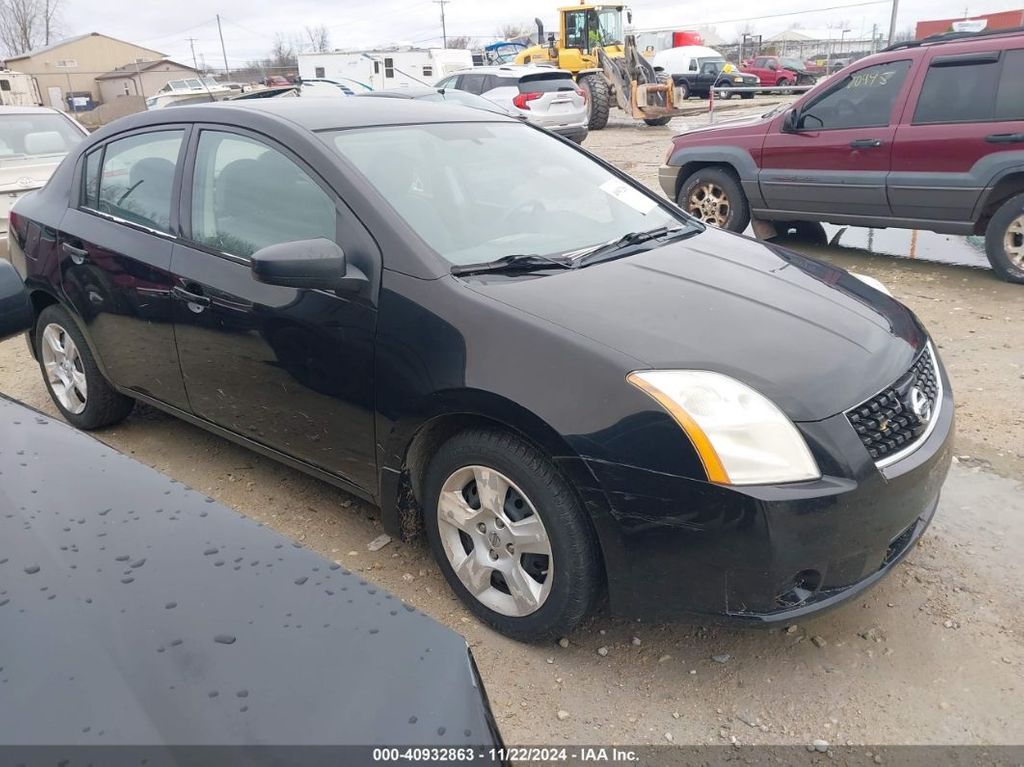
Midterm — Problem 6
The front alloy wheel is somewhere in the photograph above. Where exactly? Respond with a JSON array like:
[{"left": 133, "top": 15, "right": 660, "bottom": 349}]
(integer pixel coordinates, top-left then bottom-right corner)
[
  {"left": 40, "top": 323, "right": 88, "bottom": 415},
  {"left": 687, "top": 181, "right": 732, "bottom": 228},
  {"left": 437, "top": 465, "right": 552, "bottom": 616},
  {"left": 424, "top": 428, "right": 602, "bottom": 642}
]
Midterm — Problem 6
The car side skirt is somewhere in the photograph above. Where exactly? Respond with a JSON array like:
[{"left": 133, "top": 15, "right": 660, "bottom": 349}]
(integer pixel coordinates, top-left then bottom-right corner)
[
  {"left": 749, "top": 208, "right": 976, "bottom": 235},
  {"left": 123, "top": 388, "right": 378, "bottom": 507}
]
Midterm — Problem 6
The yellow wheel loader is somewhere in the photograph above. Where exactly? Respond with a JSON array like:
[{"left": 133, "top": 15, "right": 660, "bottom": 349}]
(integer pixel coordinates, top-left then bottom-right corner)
[{"left": 514, "top": 3, "right": 682, "bottom": 129}]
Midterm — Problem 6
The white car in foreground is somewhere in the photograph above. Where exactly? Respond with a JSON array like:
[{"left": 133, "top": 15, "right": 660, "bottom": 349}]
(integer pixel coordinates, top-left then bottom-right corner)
[{"left": 1, "top": 106, "right": 89, "bottom": 255}]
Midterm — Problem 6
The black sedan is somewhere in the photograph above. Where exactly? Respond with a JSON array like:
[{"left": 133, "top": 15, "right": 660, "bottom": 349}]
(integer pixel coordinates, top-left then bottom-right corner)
[{"left": 6, "top": 98, "right": 953, "bottom": 641}]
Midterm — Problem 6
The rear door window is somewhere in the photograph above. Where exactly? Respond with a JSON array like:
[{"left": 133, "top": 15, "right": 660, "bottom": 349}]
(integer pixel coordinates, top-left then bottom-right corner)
[
  {"left": 799, "top": 60, "right": 911, "bottom": 130},
  {"left": 994, "top": 48, "right": 1024, "bottom": 121},
  {"left": 913, "top": 53, "right": 1001, "bottom": 124},
  {"left": 458, "top": 73, "right": 488, "bottom": 95},
  {"left": 92, "top": 129, "right": 184, "bottom": 234}
]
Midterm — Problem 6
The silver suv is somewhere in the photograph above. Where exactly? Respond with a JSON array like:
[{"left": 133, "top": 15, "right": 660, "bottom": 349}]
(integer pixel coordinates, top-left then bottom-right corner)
[{"left": 436, "top": 65, "right": 588, "bottom": 143}]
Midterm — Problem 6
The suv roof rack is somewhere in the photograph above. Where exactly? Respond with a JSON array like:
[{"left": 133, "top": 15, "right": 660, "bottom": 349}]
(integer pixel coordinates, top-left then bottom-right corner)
[{"left": 881, "top": 25, "right": 1024, "bottom": 52}]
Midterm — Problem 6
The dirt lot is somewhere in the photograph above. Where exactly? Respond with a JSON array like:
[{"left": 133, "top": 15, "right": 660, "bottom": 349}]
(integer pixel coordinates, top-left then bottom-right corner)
[{"left": 1, "top": 108, "right": 1022, "bottom": 750}]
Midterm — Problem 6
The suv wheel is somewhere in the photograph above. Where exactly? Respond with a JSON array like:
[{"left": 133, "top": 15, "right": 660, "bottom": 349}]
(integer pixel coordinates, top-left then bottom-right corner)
[
  {"left": 423, "top": 429, "right": 602, "bottom": 642},
  {"left": 34, "top": 304, "right": 134, "bottom": 429},
  {"left": 677, "top": 167, "right": 751, "bottom": 232},
  {"left": 985, "top": 193, "right": 1024, "bottom": 283}
]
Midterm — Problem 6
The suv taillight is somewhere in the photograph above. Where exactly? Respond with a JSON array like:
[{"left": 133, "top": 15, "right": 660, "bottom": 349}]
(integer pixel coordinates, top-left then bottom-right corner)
[{"left": 513, "top": 92, "right": 542, "bottom": 110}]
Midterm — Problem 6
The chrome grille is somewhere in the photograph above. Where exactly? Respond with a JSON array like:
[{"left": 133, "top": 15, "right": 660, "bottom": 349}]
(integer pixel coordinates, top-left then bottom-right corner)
[{"left": 845, "top": 344, "right": 941, "bottom": 466}]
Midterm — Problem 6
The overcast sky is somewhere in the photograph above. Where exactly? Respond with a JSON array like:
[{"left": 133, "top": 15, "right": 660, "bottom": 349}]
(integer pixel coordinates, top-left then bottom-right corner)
[{"left": 62, "top": 0, "right": 1022, "bottom": 69}]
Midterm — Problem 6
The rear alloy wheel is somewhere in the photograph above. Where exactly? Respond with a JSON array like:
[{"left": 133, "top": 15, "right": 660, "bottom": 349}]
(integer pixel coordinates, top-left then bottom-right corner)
[
  {"left": 424, "top": 429, "right": 602, "bottom": 642},
  {"left": 678, "top": 166, "right": 751, "bottom": 232},
  {"left": 985, "top": 192, "right": 1024, "bottom": 283},
  {"left": 777, "top": 78, "right": 794, "bottom": 95},
  {"left": 34, "top": 304, "right": 134, "bottom": 429}
]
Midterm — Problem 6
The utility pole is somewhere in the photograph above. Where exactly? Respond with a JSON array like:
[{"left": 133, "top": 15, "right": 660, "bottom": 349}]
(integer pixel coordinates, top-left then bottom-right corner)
[
  {"left": 887, "top": 0, "right": 899, "bottom": 45},
  {"left": 216, "top": 14, "right": 230, "bottom": 75},
  {"left": 434, "top": 0, "right": 450, "bottom": 47},
  {"left": 187, "top": 37, "right": 199, "bottom": 70}
]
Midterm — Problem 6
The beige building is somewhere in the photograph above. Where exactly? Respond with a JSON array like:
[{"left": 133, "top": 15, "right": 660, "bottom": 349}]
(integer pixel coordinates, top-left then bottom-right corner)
[
  {"left": 96, "top": 59, "right": 200, "bottom": 104},
  {"left": 4, "top": 32, "right": 166, "bottom": 109}
]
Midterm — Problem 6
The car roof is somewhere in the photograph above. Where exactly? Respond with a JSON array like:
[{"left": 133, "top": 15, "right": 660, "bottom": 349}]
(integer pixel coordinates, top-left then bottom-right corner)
[
  {"left": 881, "top": 26, "right": 1024, "bottom": 53},
  {"left": 358, "top": 87, "right": 439, "bottom": 99},
  {"left": 448, "top": 64, "right": 573, "bottom": 78},
  {"left": 103, "top": 96, "right": 515, "bottom": 133}
]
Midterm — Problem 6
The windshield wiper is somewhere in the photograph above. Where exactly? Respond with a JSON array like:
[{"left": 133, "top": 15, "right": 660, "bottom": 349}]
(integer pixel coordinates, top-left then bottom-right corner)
[
  {"left": 450, "top": 253, "right": 574, "bottom": 277},
  {"left": 572, "top": 225, "right": 695, "bottom": 267}
]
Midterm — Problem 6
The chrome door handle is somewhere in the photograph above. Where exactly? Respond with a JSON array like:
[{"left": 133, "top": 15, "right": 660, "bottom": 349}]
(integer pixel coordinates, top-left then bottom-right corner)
[{"left": 61, "top": 242, "right": 88, "bottom": 265}]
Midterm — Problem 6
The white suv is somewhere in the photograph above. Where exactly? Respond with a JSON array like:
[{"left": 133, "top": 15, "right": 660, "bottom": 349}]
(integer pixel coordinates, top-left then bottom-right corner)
[{"left": 435, "top": 65, "right": 588, "bottom": 143}]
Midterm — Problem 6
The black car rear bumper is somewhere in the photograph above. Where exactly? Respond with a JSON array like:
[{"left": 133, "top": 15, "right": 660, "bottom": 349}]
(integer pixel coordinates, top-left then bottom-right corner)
[{"left": 573, "top": 377, "right": 954, "bottom": 625}]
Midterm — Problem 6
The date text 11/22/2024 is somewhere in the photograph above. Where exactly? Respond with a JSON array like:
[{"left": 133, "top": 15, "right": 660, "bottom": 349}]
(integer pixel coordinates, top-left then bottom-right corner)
[{"left": 372, "top": 747, "right": 639, "bottom": 762}]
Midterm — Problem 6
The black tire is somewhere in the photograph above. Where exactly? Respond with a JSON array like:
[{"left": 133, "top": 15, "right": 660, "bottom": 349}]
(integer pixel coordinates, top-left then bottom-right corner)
[
  {"left": 423, "top": 428, "right": 602, "bottom": 642},
  {"left": 34, "top": 304, "right": 134, "bottom": 429},
  {"left": 578, "top": 73, "right": 610, "bottom": 131},
  {"left": 677, "top": 166, "right": 751, "bottom": 233},
  {"left": 678, "top": 80, "right": 690, "bottom": 100},
  {"left": 771, "top": 220, "right": 829, "bottom": 245},
  {"left": 777, "top": 78, "right": 794, "bottom": 95},
  {"left": 984, "top": 192, "right": 1024, "bottom": 283},
  {"left": 715, "top": 85, "right": 734, "bottom": 100}
]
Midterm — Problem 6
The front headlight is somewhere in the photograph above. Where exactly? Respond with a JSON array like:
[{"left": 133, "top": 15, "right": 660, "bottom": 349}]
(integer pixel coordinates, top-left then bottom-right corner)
[
  {"left": 733, "top": 76, "right": 744, "bottom": 82},
  {"left": 627, "top": 370, "right": 821, "bottom": 485}
]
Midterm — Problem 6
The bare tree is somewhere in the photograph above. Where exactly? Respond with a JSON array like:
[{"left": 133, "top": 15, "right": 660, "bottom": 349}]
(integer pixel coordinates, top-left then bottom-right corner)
[
  {"left": 497, "top": 22, "right": 531, "bottom": 40},
  {"left": 446, "top": 35, "right": 472, "bottom": 49},
  {"left": 304, "top": 23, "right": 330, "bottom": 53},
  {"left": 42, "top": 0, "right": 58, "bottom": 44},
  {"left": 0, "top": 0, "right": 43, "bottom": 56},
  {"left": 269, "top": 32, "right": 296, "bottom": 68}
]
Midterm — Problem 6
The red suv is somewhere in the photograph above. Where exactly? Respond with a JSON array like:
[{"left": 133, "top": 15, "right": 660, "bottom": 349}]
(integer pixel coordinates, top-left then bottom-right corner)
[{"left": 661, "top": 28, "right": 1024, "bottom": 282}]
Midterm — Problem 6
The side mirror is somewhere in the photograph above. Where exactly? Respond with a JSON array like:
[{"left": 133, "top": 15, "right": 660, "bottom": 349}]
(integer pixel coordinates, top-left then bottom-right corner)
[
  {"left": 782, "top": 108, "right": 801, "bottom": 133},
  {"left": 250, "top": 238, "right": 367, "bottom": 293},
  {"left": 0, "top": 259, "right": 33, "bottom": 343}
]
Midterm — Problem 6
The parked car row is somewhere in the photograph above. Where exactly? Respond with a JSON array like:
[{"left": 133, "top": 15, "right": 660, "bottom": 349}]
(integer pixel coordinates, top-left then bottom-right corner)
[{"left": 662, "top": 27, "right": 1024, "bottom": 283}]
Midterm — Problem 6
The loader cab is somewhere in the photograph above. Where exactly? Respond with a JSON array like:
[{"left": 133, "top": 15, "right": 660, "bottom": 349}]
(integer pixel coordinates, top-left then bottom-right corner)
[{"left": 561, "top": 4, "right": 627, "bottom": 56}]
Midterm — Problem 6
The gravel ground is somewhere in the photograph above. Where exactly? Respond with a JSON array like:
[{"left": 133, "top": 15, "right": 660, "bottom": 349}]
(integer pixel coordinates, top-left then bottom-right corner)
[{"left": 1, "top": 104, "right": 1022, "bottom": 748}]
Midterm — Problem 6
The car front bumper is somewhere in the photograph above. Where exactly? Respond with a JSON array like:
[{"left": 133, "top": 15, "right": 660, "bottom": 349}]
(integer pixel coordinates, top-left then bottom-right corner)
[{"left": 568, "top": 366, "right": 954, "bottom": 625}]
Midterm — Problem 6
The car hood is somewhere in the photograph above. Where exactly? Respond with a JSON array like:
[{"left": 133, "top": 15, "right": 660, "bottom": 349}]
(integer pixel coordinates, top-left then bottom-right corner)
[
  {"left": 464, "top": 227, "right": 927, "bottom": 422},
  {"left": 672, "top": 112, "right": 768, "bottom": 139}
]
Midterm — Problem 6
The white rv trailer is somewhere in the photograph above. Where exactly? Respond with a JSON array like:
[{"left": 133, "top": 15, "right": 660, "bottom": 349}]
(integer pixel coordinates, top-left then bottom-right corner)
[
  {"left": 0, "top": 70, "right": 42, "bottom": 107},
  {"left": 297, "top": 48, "right": 474, "bottom": 92}
]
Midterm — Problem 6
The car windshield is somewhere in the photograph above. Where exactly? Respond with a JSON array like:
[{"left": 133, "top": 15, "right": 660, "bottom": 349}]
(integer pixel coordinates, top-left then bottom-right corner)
[
  {"left": 781, "top": 59, "right": 804, "bottom": 70},
  {"left": 0, "top": 113, "right": 84, "bottom": 159},
  {"left": 326, "top": 122, "right": 687, "bottom": 266}
]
